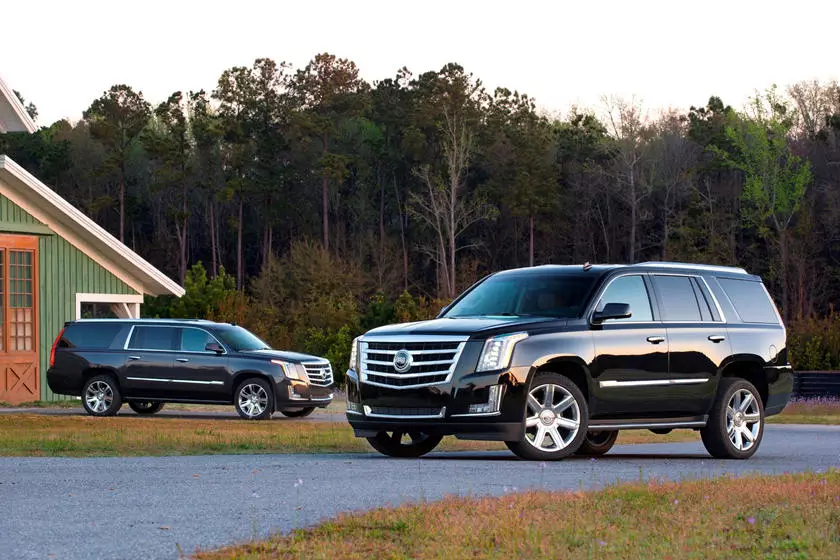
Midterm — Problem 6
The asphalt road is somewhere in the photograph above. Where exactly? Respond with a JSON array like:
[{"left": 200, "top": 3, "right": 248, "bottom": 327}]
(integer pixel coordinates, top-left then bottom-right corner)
[{"left": 1, "top": 424, "right": 838, "bottom": 560}]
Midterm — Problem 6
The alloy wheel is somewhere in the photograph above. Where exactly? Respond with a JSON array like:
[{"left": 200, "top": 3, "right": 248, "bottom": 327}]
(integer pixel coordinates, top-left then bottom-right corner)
[
  {"left": 524, "top": 383, "right": 581, "bottom": 452},
  {"left": 238, "top": 384, "right": 269, "bottom": 418},
  {"left": 85, "top": 381, "right": 113, "bottom": 414},
  {"left": 726, "top": 388, "right": 761, "bottom": 451}
]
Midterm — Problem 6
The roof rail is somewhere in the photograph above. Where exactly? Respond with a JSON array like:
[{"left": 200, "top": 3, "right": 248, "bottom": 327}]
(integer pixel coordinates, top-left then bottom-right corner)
[{"left": 635, "top": 261, "right": 748, "bottom": 274}]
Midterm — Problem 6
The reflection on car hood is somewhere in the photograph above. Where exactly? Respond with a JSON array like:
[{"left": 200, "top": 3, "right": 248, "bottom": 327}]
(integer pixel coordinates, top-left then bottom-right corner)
[
  {"left": 239, "top": 349, "right": 327, "bottom": 364},
  {"left": 364, "top": 316, "right": 566, "bottom": 337}
]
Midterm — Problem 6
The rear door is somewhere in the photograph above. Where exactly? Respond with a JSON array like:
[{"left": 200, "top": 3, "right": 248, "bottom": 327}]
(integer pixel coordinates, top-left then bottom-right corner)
[
  {"left": 650, "top": 274, "right": 730, "bottom": 415},
  {"left": 589, "top": 274, "right": 671, "bottom": 416},
  {"left": 120, "top": 326, "right": 179, "bottom": 398}
]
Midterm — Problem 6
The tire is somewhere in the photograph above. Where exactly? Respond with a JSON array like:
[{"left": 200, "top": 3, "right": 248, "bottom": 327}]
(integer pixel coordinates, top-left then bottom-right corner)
[
  {"left": 234, "top": 378, "right": 274, "bottom": 420},
  {"left": 128, "top": 401, "right": 165, "bottom": 415},
  {"left": 505, "top": 371, "right": 588, "bottom": 461},
  {"left": 576, "top": 430, "right": 618, "bottom": 456},
  {"left": 701, "top": 378, "right": 764, "bottom": 459},
  {"left": 82, "top": 374, "right": 122, "bottom": 417},
  {"left": 279, "top": 407, "right": 316, "bottom": 418},
  {"left": 366, "top": 432, "right": 443, "bottom": 458}
]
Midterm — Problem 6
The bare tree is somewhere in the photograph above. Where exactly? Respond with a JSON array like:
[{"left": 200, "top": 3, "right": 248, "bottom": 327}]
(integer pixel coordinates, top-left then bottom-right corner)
[
  {"left": 602, "top": 96, "right": 650, "bottom": 263},
  {"left": 410, "top": 108, "right": 496, "bottom": 298}
]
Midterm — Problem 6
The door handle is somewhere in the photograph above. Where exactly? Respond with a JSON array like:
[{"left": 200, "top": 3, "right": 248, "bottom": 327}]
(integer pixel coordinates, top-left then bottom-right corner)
[
  {"left": 708, "top": 335, "right": 726, "bottom": 343},
  {"left": 127, "top": 356, "right": 141, "bottom": 361},
  {"left": 176, "top": 358, "right": 190, "bottom": 363},
  {"left": 646, "top": 336, "right": 665, "bottom": 344}
]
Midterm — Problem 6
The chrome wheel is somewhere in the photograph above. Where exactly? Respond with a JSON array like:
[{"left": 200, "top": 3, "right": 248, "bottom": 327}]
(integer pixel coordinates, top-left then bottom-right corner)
[
  {"left": 524, "top": 383, "right": 581, "bottom": 452},
  {"left": 85, "top": 381, "right": 113, "bottom": 414},
  {"left": 726, "top": 388, "right": 761, "bottom": 451},
  {"left": 238, "top": 384, "right": 269, "bottom": 418}
]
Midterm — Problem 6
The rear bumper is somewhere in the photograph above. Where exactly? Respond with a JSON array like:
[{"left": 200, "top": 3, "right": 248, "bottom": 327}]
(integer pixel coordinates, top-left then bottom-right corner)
[
  {"left": 344, "top": 366, "right": 528, "bottom": 442},
  {"left": 765, "top": 365, "right": 794, "bottom": 416}
]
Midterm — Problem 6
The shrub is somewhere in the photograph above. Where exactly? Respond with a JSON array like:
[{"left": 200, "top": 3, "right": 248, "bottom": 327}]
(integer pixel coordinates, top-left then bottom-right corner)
[{"left": 788, "top": 312, "right": 840, "bottom": 370}]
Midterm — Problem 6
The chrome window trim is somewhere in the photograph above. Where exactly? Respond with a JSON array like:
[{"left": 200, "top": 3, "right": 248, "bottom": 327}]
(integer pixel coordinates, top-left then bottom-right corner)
[
  {"left": 126, "top": 376, "right": 224, "bottom": 386},
  {"left": 589, "top": 272, "right": 728, "bottom": 325},
  {"left": 362, "top": 405, "right": 446, "bottom": 419},
  {"left": 123, "top": 324, "right": 227, "bottom": 355},
  {"left": 599, "top": 378, "right": 709, "bottom": 388}
]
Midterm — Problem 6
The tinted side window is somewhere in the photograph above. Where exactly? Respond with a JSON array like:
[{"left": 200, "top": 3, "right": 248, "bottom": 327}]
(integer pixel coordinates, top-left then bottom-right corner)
[
  {"left": 180, "top": 328, "right": 216, "bottom": 352},
  {"left": 60, "top": 323, "right": 120, "bottom": 349},
  {"left": 653, "top": 275, "right": 702, "bottom": 321},
  {"left": 718, "top": 278, "right": 779, "bottom": 324},
  {"left": 128, "top": 326, "right": 178, "bottom": 350},
  {"left": 597, "top": 275, "right": 653, "bottom": 322}
]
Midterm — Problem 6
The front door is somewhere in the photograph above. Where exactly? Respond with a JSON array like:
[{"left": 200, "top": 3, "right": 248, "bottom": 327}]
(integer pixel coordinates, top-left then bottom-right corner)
[
  {"left": 589, "top": 274, "right": 670, "bottom": 416},
  {"left": 169, "top": 327, "right": 229, "bottom": 399},
  {"left": 0, "top": 235, "right": 39, "bottom": 405}
]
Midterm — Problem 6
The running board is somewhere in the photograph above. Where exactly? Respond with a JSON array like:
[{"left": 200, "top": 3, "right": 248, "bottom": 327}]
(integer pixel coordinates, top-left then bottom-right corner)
[{"left": 588, "top": 415, "right": 708, "bottom": 431}]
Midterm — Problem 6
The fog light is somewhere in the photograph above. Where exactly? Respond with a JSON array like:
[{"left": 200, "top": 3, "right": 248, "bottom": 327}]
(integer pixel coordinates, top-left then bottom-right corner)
[
  {"left": 468, "top": 384, "right": 503, "bottom": 414},
  {"left": 346, "top": 401, "right": 363, "bottom": 414}
]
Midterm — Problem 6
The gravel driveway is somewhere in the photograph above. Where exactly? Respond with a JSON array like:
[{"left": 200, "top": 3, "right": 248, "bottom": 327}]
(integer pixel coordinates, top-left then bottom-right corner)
[{"left": 1, "top": 424, "right": 838, "bottom": 559}]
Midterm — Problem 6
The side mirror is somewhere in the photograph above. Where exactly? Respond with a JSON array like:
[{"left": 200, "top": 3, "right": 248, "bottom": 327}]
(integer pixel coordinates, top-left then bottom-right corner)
[
  {"left": 205, "top": 342, "right": 225, "bottom": 354},
  {"left": 592, "top": 302, "right": 632, "bottom": 324}
]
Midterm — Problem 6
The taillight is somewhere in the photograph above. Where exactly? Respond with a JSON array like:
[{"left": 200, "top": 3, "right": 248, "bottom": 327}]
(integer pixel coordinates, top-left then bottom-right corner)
[{"left": 49, "top": 328, "right": 64, "bottom": 368}]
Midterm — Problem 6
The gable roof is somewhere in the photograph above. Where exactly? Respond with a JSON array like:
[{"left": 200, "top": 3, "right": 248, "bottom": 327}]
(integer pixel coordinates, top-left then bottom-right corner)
[
  {"left": 0, "top": 155, "right": 184, "bottom": 297},
  {"left": 0, "top": 74, "right": 37, "bottom": 133}
]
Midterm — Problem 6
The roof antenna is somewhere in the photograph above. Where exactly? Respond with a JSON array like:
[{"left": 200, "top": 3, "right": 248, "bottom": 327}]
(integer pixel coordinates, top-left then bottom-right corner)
[{"left": 583, "top": 261, "right": 592, "bottom": 271}]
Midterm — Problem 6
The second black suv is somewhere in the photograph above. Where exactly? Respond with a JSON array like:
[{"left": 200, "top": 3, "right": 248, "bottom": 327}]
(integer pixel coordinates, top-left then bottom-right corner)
[
  {"left": 47, "top": 319, "right": 334, "bottom": 419},
  {"left": 346, "top": 262, "right": 793, "bottom": 460}
]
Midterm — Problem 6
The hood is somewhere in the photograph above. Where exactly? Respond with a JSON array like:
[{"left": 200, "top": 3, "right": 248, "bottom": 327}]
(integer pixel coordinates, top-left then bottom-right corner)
[
  {"left": 239, "top": 349, "right": 327, "bottom": 364},
  {"left": 364, "top": 316, "right": 566, "bottom": 338}
]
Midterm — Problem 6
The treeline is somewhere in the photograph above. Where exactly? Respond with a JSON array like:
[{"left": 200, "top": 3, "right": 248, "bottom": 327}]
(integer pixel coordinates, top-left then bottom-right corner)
[{"left": 3, "top": 55, "right": 840, "bottom": 364}]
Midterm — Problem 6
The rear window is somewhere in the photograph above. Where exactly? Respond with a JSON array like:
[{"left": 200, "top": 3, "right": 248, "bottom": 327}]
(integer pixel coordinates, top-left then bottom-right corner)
[
  {"left": 717, "top": 278, "right": 779, "bottom": 324},
  {"left": 59, "top": 323, "right": 120, "bottom": 349},
  {"left": 652, "top": 275, "right": 702, "bottom": 321},
  {"left": 127, "top": 326, "right": 178, "bottom": 350}
]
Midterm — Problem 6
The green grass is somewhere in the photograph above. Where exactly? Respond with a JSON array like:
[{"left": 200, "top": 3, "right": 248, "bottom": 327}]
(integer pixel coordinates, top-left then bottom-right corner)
[{"left": 195, "top": 471, "right": 840, "bottom": 559}]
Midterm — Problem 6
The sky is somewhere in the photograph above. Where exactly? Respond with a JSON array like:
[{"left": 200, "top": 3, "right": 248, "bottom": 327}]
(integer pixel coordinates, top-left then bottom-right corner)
[{"left": 1, "top": 0, "right": 838, "bottom": 126}]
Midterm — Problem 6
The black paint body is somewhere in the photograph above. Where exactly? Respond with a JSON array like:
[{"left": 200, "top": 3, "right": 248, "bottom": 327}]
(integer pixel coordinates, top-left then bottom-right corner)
[
  {"left": 346, "top": 263, "right": 793, "bottom": 440},
  {"left": 47, "top": 319, "right": 334, "bottom": 409}
]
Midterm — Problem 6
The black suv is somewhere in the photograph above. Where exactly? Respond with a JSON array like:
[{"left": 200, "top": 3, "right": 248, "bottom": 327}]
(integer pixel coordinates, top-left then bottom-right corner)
[
  {"left": 346, "top": 262, "right": 792, "bottom": 460},
  {"left": 47, "top": 319, "right": 334, "bottom": 420}
]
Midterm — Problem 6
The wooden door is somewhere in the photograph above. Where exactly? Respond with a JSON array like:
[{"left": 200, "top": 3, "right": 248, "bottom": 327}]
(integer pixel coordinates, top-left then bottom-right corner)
[{"left": 0, "top": 235, "right": 39, "bottom": 405}]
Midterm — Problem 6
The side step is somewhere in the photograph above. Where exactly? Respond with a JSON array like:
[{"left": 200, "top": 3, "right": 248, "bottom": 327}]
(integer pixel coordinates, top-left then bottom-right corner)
[{"left": 588, "top": 415, "right": 708, "bottom": 431}]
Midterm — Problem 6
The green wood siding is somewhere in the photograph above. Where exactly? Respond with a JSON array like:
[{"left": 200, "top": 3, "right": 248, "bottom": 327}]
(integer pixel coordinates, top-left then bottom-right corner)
[{"left": 0, "top": 194, "right": 138, "bottom": 400}]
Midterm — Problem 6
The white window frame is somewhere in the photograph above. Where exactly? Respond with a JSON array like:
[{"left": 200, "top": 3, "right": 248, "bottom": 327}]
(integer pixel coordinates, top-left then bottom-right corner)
[{"left": 75, "top": 293, "right": 143, "bottom": 319}]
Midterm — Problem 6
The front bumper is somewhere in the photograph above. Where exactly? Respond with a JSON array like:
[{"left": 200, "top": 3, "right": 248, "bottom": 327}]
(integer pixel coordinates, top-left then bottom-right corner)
[
  {"left": 274, "top": 378, "right": 334, "bottom": 408},
  {"left": 344, "top": 366, "right": 530, "bottom": 441}
]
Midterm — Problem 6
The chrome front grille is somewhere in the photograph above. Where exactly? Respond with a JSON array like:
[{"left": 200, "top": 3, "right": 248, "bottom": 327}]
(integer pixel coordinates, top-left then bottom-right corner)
[
  {"left": 360, "top": 336, "right": 468, "bottom": 389},
  {"left": 303, "top": 362, "right": 333, "bottom": 387}
]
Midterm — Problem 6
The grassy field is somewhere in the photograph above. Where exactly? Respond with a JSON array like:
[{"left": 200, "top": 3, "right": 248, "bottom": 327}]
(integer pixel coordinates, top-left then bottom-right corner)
[
  {"left": 0, "top": 415, "right": 696, "bottom": 457},
  {"left": 0, "top": 397, "right": 836, "bottom": 458},
  {"left": 196, "top": 470, "right": 840, "bottom": 559}
]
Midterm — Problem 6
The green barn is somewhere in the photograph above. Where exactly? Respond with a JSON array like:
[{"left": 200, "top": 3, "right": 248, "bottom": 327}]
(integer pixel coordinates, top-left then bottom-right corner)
[{"left": 0, "top": 74, "right": 184, "bottom": 404}]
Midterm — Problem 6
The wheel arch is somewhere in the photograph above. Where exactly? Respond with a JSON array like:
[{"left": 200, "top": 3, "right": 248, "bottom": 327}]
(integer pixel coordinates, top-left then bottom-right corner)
[
  {"left": 231, "top": 370, "right": 277, "bottom": 399},
  {"left": 529, "top": 356, "right": 591, "bottom": 403},
  {"left": 81, "top": 367, "right": 120, "bottom": 386},
  {"left": 719, "top": 356, "right": 768, "bottom": 407}
]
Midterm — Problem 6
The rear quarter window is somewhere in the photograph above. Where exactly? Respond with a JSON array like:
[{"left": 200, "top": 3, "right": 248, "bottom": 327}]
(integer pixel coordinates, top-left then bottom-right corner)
[
  {"left": 717, "top": 278, "right": 779, "bottom": 324},
  {"left": 60, "top": 323, "right": 121, "bottom": 349}
]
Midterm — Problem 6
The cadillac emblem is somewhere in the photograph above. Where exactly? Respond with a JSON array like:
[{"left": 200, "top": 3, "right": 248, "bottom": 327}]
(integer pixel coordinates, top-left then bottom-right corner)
[{"left": 393, "top": 349, "right": 413, "bottom": 373}]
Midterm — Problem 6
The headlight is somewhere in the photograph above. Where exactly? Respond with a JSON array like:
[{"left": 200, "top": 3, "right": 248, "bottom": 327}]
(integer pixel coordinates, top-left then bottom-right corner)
[
  {"left": 476, "top": 332, "right": 528, "bottom": 372},
  {"left": 349, "top": 336, "right": 361, "bottom": 371},
  {"left": 271, "top": 360, "right": 308, "bottom": 382}
]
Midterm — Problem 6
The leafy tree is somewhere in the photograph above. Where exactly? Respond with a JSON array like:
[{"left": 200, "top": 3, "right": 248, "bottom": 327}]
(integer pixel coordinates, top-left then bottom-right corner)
[
  {"left": 713, "top": 88, "right": 812, "bottom": 319},
  {"left": 83, "top": 85, "right": 151, "bottom": 241},
  {"left": 13, "top": 90, "right": 38, "bottom": 121},
  {"left": 143, "top": 262, "right": 236, "bottom": 318}
]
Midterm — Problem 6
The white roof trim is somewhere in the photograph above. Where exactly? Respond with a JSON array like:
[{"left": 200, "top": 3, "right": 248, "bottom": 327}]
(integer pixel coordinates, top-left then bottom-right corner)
[
  {"left": 0, "top": 75, "right": 37, "bottom": 134},
  {"left": 0, "top": 155, "right": 184, "bottom": 297}
]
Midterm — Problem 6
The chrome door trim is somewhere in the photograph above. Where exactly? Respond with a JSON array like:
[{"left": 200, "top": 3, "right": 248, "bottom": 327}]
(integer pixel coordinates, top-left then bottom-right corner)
[
  {"left": 126, "top": 376, "right": 224, "bottom": 386},
  {"left": 588, "top": 420, "right": 707, "bottom": 430},
  {"left": 599, "top": 378, "right": 709, "bottom": 388}
]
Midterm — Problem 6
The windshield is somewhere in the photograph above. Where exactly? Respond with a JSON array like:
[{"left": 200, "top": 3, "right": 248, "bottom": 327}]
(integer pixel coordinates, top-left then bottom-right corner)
[
  {"left": 214, "top": 326, "right": 271, "bottom": 352},
  {"left": 443, "top": 273, "right": 596, "bottom": 319}
]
